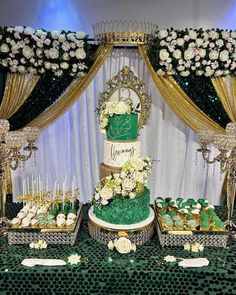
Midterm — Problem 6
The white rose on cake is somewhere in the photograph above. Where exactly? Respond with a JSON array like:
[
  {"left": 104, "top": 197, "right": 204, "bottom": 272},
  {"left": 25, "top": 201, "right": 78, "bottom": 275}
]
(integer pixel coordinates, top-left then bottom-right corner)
[
  {"left": 114, "top": 101, "right": 130, "bottom": 115},
  {"left": 114, "top": 237, "right": 132, "bottom": 254},
  {"left": 122, "top": 178, "right": 136, "bottom": 191},
  {"left": 106, "top": 101, "right": 117, "bottom": 115},
  {"left": 133, "top": 171, "right": 144, "bottom": 183},
  {"left": 130, "top": 157, "right": 144, "bottom": 170},
  {"left": 100, "top": 187, "right": 113, "bottom": 200}
]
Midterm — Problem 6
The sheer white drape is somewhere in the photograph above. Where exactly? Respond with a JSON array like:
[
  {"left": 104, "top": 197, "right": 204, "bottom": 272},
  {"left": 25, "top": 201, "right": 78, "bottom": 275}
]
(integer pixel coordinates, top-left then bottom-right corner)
[{"left": 12, "top": 48, "right": 224, "bottom": 204}]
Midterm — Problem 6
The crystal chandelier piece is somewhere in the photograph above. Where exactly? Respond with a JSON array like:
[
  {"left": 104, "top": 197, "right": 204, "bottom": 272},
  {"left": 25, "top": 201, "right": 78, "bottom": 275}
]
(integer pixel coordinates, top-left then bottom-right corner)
[
  {"left": 0, "top": 119, "right": 40, "bottom": 231},
  {"left": 197, "top": 122, "right": 236, "bottom": 239}
]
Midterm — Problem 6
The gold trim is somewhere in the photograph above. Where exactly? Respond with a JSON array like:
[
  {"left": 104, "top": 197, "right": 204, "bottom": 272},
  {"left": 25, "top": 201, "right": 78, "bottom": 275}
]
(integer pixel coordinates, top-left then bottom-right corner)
[
  {"left": 138, "top": 45, "right": 224, "bottom": 132},
  {"left": 28, "top": 44, "right": 114, "bottom": 129},
  {"left": 98, "top": 66, "right": 151, "bottom": 129}
]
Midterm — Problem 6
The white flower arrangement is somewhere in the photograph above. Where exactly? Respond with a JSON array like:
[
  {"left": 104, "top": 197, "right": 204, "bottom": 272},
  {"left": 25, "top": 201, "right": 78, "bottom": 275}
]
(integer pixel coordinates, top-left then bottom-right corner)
[
  {"left": 0, "top": 26, "right": 88, "bottom": 76},
  {"left": 107, "top": 237, "right": 136, "bottom": 254},
  {"left": 96, "top": 99, "right": 139, "bottom": 132},
  {"left": 91, "top": 156, "right": 153, "bottom": 206},
  {"left": 184, "top": 242, "right": 204, "bottom": 252},
  {"left": 150, "top": 28, "right": 236, "bottom": 77},
  {"left": 29, "top": 239, "right": 47, "bottom": 249}
]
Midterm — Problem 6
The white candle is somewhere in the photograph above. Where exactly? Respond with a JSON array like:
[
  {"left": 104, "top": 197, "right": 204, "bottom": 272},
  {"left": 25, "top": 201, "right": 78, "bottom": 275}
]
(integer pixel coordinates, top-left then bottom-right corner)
[
  {"left": 46, "top": 174, "right": 49, "bottom": 192},
  {"left": 26, "top": 176, "right": 30, "bottom": 194},
  {"left": 23, "top": 179, "right": 26, "bottom": 195}
]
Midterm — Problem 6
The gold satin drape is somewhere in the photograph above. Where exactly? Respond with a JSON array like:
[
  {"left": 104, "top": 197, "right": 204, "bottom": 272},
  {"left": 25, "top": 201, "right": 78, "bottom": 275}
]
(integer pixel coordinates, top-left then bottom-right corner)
[
  {"left": 28, "top": 44, "right": 114, "bottom": 129},
  {"left": 138, "top": 45, "right": 224, "bottom": 132},
  {"left": 0, "top": 73, "right": 39, "bottom": 194},
  {"left": 0, "top": 73, "right": 39, "bottom": 118},
  {"left": 211, "top": 76, "right": 236, "bottom": 122}
]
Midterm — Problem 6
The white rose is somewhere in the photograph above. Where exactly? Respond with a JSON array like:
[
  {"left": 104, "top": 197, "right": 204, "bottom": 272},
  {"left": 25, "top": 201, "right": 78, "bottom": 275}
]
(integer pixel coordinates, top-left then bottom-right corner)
[
  {"left": 58, "top": 34, "right": 66, "bottom": 42},
  {"left": 76, "top": 31, "right": 86, "bottom": 39},
  {"left": 196, "top": 38, "right": 203, "bottom": 47},
  {"left": 107, "top": 241, "right": 114, "bottom": 250},
  {"left": 62, "top": 52, "right": 70, "bottom": 60},
  {"left": 100, "top": 187, "right": 113, "bottom": 200},
  {"left": 24, "top": 26, "right": 35, "bottom": 35},
  {"left": 114, "top": 101, "right": 129, "bottom": 114},
  {"left": 202, "top": 32, "right": 209, "bottom": 41},
  {"left": 0, "top": 44, "right": 9, "bottom": 53},
  {"left": 122, "top": 178, "right": 136, "bottom": 191},
  {"left": 222, "top": 31, "right": 230, "bottom": 40},
  {"left": 184, "top": 48, "right": 195, "bottom": 60},
  {"left": 205, "top": 69, "right": 215, "bottom": 76},
  {"left": 158, "top": 30, "right": 168, "bottom": 39},
  {"left": 101, "top": 199, "right": 108, "bottom": 205},
  {"left": 18, "top": 65, "right": 26, "bottom": 74},
  {"left": 209, "top": 50, "right": 219, "bottom": 60},
  {"left": 114, "top": 237, "right": 132, "bottom": 254},
  {"left": 36, "top": 48, "right": 43, "bottom": 58},
  {"left": 14, "top": 26, "right": 24, "bottom": 33},
  {"left": 35, "top": 29, "right": 45, "bottom": 37},
  {"left": 209, "top": 30, "right": 219, "bottom": 40},
  {"left": 44, "top": 62, "right": 51, "bottom": 69},
  {"left": 196, "top": 70, "right": 204, "bottom": 76},
  {"left": 171, "top": 31, "right": 177, "bottom": 39},
  {"left": 129, "top": 192, "right": 136, "bottom": 199},
  {"left": 231, "top": 31, "right": 236, "bottom": 38},
  {"left": 159, "top": 49, "right": 169, "bottom": 61},
  {"left": 68, "top": 254, "right": 81, "bottom": 265},
  {"left": 189, "top": 30, "right": 197, "bottom": 39},
  {"left": 75, "top": 48, "right": 86, "bottom": 59},
  {"left": 214, "top": 70, "right": 223, "bottom": 76},
  {"left": 199, "top": 48, "right": 206, "bottom": 58},
  {"left": 48, "top": 48, "right": 59, "bottom": 59},
  {"left": 216, "top": 39, "right": 224, "bottom": 47},
  {"left": 114, "top": 185, "right": 122, "bottom": 194},
  {"left": 133, "top": 171, "right": 144, "bottom": 183},
  {"left": 51, "top": 30, "right": 61, "bottom": 39},
  {"left": 176, "top": 38, "right": 184, "bottom": 46},
  {"left": 60, "top": 62, "right": 69, "bottom": 69},
  {"left": 130, "top": 157, "right": 144, "bottom": 170},
  {"left": 120, "top": 171, "right": 127, "bottom": 179},
  {"left": 180, "top": 70, "right": 190, "bottom": 76},
  {"left": 22, "top": 46, "right": 34, "bottom": 59},
  {"left": 173, "top": 49, "right": 182, "bottom": 59},
  {"left": 177, "top": 65, "right": 185, "bottom": 71},
  {"left": 156, "top": 69, "right": 165, "bottom": 76},
  {"left": 219, "top": 50, "right": 229, "bottom": 61},
  {"left": 106, "top": 101, "right": 117, "bottom": 115}
]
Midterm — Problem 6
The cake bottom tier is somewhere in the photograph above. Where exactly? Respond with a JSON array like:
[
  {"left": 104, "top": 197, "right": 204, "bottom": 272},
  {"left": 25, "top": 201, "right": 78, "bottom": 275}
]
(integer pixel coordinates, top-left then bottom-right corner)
[{"left": 93, "top": 187, "right": 150, "bottom": 225}]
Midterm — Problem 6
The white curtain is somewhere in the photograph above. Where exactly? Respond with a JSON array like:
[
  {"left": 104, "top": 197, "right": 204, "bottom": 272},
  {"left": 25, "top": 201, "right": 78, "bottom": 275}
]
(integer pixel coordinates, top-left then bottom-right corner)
[{"left": 12, "top": 48, "right": 225, "bottom": 205}]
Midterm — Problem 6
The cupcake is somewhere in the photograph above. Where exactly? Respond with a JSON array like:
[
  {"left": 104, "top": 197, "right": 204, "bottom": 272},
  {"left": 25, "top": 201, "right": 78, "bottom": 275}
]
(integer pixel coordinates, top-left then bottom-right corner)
[
  {"left": 200, "top": 219, "right": 210, "bottom": 230},
  {"left": 31, "top": 218, "right": 38, "bottom": 227},
  {"left": 177, "top": 208, "right": 188, "bottom": 220},
  {"left": 21, "top": 217, "right": 31, "bottom": 227},
  {"left": 158, "top": 209, "right": 167, "bottom": 216},
  {"left": 56, "top": 217, "right": 66, "bottom": 227},
  {"left": 163, "top": 218, "right": 174, "bottom": 230},
  {"left": 175, "top": 220, "right": 184, "bottom": 230},
  {"left": 66, "top": 218, "right": 75, "bottom": 227},
  {"left": 11, "top": 217, "right": 21, "bottom": 226},
  {"left": 189, "top": 208, "right": 200, "bottom": 222},
  {"left": 172, "top": 215, "right": 182, "bottom": 223},
  {"left": 167, "top": 210, "right": 176, "bottom": 218},
  {"left": 214, "top": 220, "right": 225, "bottom": 231},
  {"left": 185, "top": 213, "right": 193, "bottom": 221},
  {"left": 187, "top": 219, "right": 197, "bottom": 230}
]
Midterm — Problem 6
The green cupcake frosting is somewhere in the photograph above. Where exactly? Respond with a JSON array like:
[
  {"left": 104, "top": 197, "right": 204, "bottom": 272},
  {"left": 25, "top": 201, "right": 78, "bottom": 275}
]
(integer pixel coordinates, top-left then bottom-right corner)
[
  {"left": 156, "top": 197, "right": 164, "bottom": 203},
  {"left": 187, "top": 219, "right": 197, "bottom": 229},
  {"left": 167, "top": 210, "right": 176, "bottom": 217},
  {"left": 185, "top": 213, "right": 193, "bottom": 221},
  {"left": 172, "top": 216, "right": 181, "bottom": 222},
  {"left": 164, "top": 219, "right": 174, "bottom": 228},
  {"left": 165, "top": 197, "right": 172, "bottom": 203},
  {"left": 176, "top": 197, "right": 184, "bottom": 204},
  {"left": 162, "top": 214, "right": 172, "bottom": 221},
  {"left": 175, "top": 220, "right": 184, "bottom": 229},
  {"left": 201, "top": 220, "right": 210, "bottom": 229},
  {"left": 215, "top": 220, "right": 224, "bottom": 229},
  {"left": 200, "top": 211, "right": 208, "bottom": 219},
  {"left": 159, "top": 209, "right": 166, "bottom": 216},
  {"left": 187, "top": 198, "right": 197, "bottom": 206}
]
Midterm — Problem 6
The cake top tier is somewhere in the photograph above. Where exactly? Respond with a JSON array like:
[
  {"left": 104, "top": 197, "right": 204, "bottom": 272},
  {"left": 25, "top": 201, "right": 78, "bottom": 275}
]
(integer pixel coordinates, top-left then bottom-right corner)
[{"left": 97, "top": 100, "right": 139, "bottom": 141}]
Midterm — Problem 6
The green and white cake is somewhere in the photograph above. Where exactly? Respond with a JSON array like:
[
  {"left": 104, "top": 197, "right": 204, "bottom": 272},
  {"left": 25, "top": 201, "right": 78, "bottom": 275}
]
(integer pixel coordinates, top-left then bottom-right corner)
[{"left": 90, "top": 99, "right": 154, "bottom": 229}]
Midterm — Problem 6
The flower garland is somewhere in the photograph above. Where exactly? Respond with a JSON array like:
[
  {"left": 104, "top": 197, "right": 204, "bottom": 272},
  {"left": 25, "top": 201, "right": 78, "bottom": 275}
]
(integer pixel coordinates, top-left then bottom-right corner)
[
  {"left": 91, "top": 156, "right": 153, "bottom": 206},
  {"left": 0, "top": 26, "right": 90, "bottom": 77},
  {"left": 96, "top": 99, "right": 140, "bottom": 131},
  {"left": 148, "top": 28, "right": 236, "bottom": 77}
]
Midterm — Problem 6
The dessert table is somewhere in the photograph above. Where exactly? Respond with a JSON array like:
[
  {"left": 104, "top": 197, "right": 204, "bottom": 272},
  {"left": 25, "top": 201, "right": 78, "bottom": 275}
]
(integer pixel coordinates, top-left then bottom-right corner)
[{"left": 0, "top": 204, "right": 236, "bottom": 295}]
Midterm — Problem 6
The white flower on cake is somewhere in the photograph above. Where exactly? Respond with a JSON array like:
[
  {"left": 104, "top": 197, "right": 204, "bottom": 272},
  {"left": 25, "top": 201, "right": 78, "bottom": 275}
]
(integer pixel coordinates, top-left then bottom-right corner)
[
  {"left": 91, "top": 156, "right": 153, "bottom": 206},
  {"left": 67, "top": 254, "right": 81, "bottom": 265}
]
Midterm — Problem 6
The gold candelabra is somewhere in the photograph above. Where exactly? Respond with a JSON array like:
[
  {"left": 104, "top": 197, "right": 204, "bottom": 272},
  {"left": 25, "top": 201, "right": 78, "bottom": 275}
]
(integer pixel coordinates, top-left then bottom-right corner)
[
  {"left": 197, "top": 122, "right": 236, "bottom": 237},
  {"left": 0, "top": 119, "right": 40, "bottom": 229}
]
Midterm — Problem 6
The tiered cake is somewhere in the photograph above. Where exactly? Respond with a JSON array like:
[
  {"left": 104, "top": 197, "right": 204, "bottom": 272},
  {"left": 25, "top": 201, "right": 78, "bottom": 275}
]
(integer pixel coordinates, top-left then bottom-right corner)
[{"left": 89, "top": 104, "right": 155, "bottom": 245}]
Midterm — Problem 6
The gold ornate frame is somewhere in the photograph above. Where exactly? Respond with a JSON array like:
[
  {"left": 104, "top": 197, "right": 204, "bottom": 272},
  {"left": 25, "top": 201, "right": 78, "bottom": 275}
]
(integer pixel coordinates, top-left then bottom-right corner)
[{"left": 98, "top": 66, "right": 151, "bottom": 129}]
